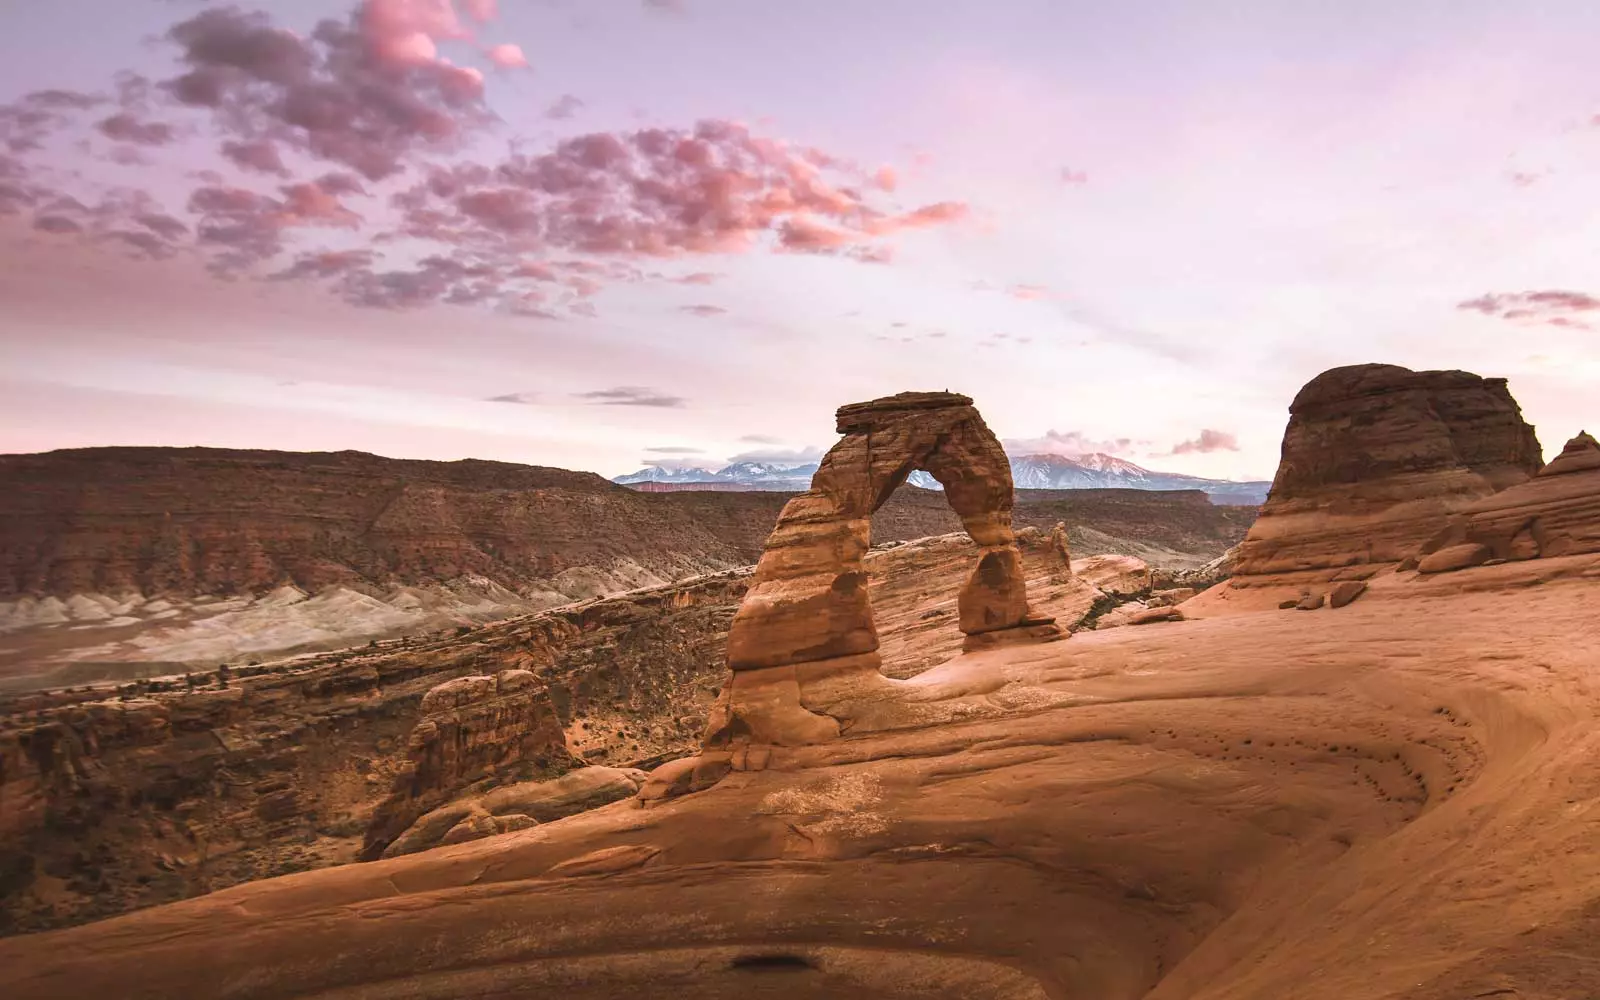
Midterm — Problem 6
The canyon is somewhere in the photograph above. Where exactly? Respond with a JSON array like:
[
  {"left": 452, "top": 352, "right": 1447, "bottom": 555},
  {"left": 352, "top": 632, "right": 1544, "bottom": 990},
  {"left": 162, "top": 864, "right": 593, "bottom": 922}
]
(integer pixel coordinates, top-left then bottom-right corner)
[
  {"left": 2, "top": 366, "right": 1598, "bottom": 1000},
  {"left": 0, "top": 447, "right": 1250, "bottom": 691}
]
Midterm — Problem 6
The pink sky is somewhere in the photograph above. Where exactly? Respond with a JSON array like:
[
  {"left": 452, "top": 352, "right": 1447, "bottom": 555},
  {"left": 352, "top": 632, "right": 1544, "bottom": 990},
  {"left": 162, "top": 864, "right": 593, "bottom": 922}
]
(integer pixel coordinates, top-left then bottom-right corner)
[{"left": 3, "top": 0, "right": 1599, "bottom": 481}]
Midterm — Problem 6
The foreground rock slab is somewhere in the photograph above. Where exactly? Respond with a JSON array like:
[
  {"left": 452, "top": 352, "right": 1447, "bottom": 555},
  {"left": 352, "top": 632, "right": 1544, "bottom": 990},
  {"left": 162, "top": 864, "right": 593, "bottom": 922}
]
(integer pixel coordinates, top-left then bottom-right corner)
[{"left": 5, "top": 575, "right": 1600, "bottom": 999}]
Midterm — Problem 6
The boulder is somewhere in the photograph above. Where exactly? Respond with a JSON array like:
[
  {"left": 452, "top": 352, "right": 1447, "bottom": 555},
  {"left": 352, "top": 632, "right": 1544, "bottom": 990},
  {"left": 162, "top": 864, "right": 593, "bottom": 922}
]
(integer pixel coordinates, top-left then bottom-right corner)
[
  {"left": 1231, "top": 364, "right": 1541, "bottom": 587},
  {"left": 1295, "top": 593, "right": 1326, "bottom": 611},
  {"left": 1328, "top": 581, "right": 1367, "bottom": 609},
  {"left": 1417, "top": 543, "right": 1492, "bottom": 575}
]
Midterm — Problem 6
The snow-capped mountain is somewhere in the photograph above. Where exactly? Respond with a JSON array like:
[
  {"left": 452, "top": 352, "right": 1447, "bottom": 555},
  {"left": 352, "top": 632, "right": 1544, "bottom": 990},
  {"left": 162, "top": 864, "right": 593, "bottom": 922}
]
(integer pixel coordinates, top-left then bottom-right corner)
[
  {"left": 616, "top": 453, "right": 1269, "bottom": 504},
  {"left": 613, "top": 461, "right": 820, "bottom": 491}
]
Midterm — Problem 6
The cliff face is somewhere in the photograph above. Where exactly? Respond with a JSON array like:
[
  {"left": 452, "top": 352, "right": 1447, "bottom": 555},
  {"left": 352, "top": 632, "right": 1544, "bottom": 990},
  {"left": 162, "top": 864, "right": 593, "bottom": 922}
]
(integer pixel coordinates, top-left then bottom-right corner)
[
  {"left": 0, "top": 447, "right": 783, "bottom": 600},
  {"left": 1231, "top": 364, "right": 1542, "bottom": 585},
  {"left": 0, "top": 450, "right": 1252, "bottom": 685}
]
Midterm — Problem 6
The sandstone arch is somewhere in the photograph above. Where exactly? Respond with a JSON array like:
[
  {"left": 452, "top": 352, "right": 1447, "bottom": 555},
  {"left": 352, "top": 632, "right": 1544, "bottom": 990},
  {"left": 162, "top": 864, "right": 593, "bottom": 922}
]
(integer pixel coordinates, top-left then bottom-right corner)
[{"left": 704, "top": 391, "right": 1060, "bottom": 752}]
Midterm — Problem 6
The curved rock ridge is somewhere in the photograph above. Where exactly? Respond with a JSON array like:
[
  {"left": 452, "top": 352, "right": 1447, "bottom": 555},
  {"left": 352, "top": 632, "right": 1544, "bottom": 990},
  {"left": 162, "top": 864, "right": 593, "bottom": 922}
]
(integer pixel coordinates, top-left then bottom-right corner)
[
  {"left": 702, "top": 391, "right": 1062, "bottom": 751},
  {"left": 8, "top": 578, "right": 1600, "bottom": 999},
  {"left": 1231, "top": 363, "right": 1542, "bottom": 587}
]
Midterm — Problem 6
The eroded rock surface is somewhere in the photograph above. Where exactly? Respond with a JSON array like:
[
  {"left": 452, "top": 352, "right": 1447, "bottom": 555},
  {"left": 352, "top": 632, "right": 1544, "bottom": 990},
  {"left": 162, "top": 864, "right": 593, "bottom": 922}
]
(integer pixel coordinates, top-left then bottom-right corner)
[
  {"left": 8, "top": 577, "right": 1600, "bottom": 1000},
  {"left": 1455, "top": 431, "right": 1600, "bottom": 562},
  {"left": 1231, "top": 364, "right": 1542, "bottom": 589},
  {"left": 360, "top": 669, "right": 579, "bottom": 860}
]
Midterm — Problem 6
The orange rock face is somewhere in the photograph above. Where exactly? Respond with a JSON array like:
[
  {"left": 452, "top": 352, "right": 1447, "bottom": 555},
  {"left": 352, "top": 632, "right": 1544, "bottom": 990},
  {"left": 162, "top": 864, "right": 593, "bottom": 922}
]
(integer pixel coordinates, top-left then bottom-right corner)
[
  {"left": 1455, "top": 432, "right": 1600, "bottom": 561},
  {"left": 708, "top": 391, "right": 1061, "bottom": 748},
  {"left": 1231, "top": 364, "right": 1542, "bottom": 587}
]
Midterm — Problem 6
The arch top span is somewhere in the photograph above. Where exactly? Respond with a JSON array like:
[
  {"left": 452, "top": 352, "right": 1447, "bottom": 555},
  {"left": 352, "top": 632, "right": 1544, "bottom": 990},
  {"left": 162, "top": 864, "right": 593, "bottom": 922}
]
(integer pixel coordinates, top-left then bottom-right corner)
[{"left": 720, "top": 390, "right": 1059, "bottom": 702}]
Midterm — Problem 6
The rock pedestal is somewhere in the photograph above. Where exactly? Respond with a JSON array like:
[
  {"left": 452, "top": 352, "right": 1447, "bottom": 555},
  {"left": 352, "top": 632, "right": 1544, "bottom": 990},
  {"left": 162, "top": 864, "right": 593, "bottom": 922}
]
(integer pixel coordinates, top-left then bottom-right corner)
[{"left": 705, "top": 391, "right": 1059, "bottom": 751}]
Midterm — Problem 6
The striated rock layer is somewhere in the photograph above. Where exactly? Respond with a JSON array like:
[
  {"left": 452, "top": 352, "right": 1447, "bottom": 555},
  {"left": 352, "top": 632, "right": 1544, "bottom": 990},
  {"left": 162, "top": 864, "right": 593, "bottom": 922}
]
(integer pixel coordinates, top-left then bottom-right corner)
[
  {"left": 1230, "top": 364, "right": 1542, "bottom": 588},
  {"left": 705, "top": 392, "right": 1061, "bottom": 750},
  {"left": 358, "top": 669, "right": 579, "bottom": 861},
  {"left": 1457, "top": 431, "right": 1600, "bottom": 561}
]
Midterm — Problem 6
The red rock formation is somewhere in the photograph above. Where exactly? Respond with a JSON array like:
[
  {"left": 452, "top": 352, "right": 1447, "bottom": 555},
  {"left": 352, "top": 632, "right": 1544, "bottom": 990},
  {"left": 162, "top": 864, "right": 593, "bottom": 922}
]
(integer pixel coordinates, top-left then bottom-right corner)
[
  {"left": 703, "top": 392, "right": 1061, "bottom": 751},
  {"left": 1231, "top": 364, "right": 1542, "bottom": 587},
  {"left": 0, "top": 447, "right": 787, "bottom": 600},
  {"left": 1453, "top": 432, "right": 1600, "bottom": 561},
  {"left": 359, "top": 669, "right": 579, "bottom": 860}
]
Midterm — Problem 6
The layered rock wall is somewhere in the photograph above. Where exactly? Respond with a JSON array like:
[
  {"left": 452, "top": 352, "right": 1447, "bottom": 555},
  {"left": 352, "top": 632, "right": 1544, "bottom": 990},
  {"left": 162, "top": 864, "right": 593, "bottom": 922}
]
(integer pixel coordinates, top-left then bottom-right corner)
[
  {"left": 1231, "top": 364, "right": 1542, "bottom": 587},
  {"left": 359, "top": 669, "right": 578, "bottom": 860}
]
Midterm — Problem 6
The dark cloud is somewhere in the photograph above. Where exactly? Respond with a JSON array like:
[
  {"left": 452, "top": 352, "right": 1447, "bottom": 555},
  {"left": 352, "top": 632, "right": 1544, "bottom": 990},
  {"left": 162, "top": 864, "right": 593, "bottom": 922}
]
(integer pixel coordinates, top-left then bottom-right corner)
[
  {"left": 161, "top": 4, "right": 492, "bottom": 181},
  {"left": 1459, "top": 290, "right": 1600, "bottom": 330},
  {"left": 486, "top": 391, "right": 539, "bottom": 404},
  {"left": 544, "top": 94, "right": 584, "bottom": 120},
  {"left": 96, "top": 113, "right": 176, "bottom": 146},
  {"left": 577, "top": 386, "right": 687, "bottom": 408},
  {"left": 221, "top": 138, "right": 291, "bottom": 175},
  {"left": 1, "top": 88, "right": 104, "bottom": 153},
  {"left": 1171, "top": 429, "right": 1240, "bottom": 455}
]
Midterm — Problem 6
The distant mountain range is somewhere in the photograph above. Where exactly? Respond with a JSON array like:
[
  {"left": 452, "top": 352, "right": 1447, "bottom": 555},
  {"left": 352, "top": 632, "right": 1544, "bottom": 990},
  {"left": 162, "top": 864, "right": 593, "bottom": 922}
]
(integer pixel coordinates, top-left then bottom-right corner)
[{"left": 615, "top": 453, "right": 1271, "bottom": 505}]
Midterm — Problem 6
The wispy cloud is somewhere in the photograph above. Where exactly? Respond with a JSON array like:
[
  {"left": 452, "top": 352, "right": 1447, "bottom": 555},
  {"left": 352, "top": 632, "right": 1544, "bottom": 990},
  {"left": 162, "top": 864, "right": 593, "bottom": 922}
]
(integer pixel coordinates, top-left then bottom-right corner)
[
  {"left": 577, "top": 386, "right": 687, "bottom": 408},
  {"left": 1459, "top": 290, "right": 1600, "bottom": 330},
  {"left": 679, "top": 303, "right": 727, "bottom": 317},
  {"left": 645, "top": 445, "right": 703, "bottom": 454},
  {"left": 1003, "top": 429, "right": 1135, "bottom": 457},
  {"left": 486, "top": 391, "right": 538, "bottom": 404}
]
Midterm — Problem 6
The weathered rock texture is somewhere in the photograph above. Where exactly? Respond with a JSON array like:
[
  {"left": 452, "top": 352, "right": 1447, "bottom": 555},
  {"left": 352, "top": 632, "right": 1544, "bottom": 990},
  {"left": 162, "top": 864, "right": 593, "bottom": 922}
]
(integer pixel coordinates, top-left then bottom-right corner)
[
  {"left": 359, "top": 670, "right": 579, "bottom": 860},
  {"left": 1454, "top": 431, "right": 1600, "bottom": 562},
  {"left": 0, "top": 529, "right": 1107, "bottom": 935},
  {"left": 383, "top": 765, "right": 646, "bottom": 859},
  {"left": 11, "top": 570, "right": 1600, "bottom": 999},
  {"left": 707, "top": 392, "right": 1060, "bottom": 748},
  {"left": 1230, "top": 364, "right": 1542, "bottom": 588}
]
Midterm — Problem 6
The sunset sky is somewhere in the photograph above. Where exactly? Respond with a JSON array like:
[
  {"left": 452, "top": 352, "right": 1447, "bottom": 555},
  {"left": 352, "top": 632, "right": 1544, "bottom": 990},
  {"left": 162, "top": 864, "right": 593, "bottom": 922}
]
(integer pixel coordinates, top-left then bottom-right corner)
[{"left": 3, "top": 0, "right": 1599, "bottom": 482}]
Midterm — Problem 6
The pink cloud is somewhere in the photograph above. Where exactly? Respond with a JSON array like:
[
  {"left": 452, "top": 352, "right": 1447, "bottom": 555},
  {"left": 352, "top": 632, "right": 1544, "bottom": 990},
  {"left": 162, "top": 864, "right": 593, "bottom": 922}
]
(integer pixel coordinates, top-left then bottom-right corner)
[
  {"left": 163, "top": 5, "right": 494, "bottom": 180},
  {"left": 1170, "top": 429, "right": 1240, "bottom": 454},
  {"left": 486, "top": 43, "right": 527, "bottom": 69},
  {"left": 679, "top": 303, "right": 727, "bottom": 317},
  {"left": 1060, "top": 167, "right": 1088, "bottom": 185},
  {"left": 1459, "top": 290, "right": 1600, "bottom": 330}
]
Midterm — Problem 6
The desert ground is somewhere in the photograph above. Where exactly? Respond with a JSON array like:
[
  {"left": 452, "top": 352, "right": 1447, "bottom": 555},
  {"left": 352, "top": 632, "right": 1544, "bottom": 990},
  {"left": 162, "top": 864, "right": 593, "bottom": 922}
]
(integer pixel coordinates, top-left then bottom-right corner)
[{"left": 1, "top": 556, "right": 1597, "bottom": 999}]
